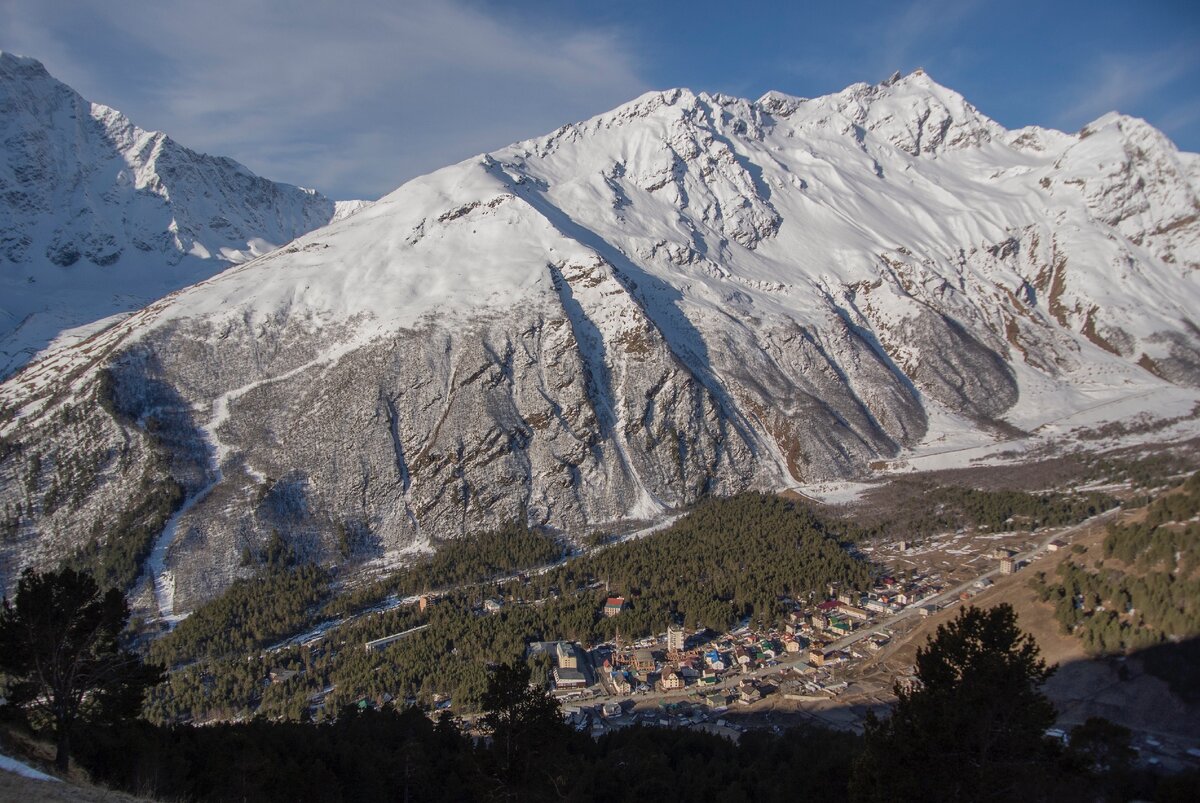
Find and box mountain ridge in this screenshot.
[0,51,365,377]
[1,68,1197,621]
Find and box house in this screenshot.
[1048,539,1067,552]
[483,598,504,613]
[601,701,624,718]
[610,671,632,695]
[660,670,685,691]
[840,605,870,621]
[784,638,803,653]
[603,596,626,617]
[865,598,890,614]
[817,599,841,613]
[737,682,762,705]
[809,648,827,666]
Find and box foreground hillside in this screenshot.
[2,69,1199,617]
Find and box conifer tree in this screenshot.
[0,567,163,770]
[851,604,1058,802]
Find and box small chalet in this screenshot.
[603,596,626,617]
[704,650,726,671]
[737,682,762,705]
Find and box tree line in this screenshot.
[851,480,1116,540]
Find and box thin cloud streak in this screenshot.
[1057,46,1200,130]
[777,0,985,94]
[2,0,649,199]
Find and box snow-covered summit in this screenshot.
[2,71,1198,616]
[0,51,363,376]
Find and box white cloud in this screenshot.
[777,0,984,92]
[1,0,649,199]
[1057,46,1200,131]
[871,0,983,76]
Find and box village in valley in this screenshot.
[456,518,1089,741]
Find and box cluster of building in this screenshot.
[539,571,958,703]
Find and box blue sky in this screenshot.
[3,0,1197,200]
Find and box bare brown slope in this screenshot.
[850,513,1199,740]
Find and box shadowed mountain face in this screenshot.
[2,70,1198,617]
[0,51,364,377]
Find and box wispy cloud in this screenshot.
[1,0,649,199]
[872,0,984,76]
[778,0,984,91]
[1057,46,1200,130]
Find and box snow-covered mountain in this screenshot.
[0,51,365,377]
[2,69,1198,617]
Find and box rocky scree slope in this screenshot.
[1,70,1198,618]
[0,51,364,377]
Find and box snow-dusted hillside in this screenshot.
[2,69,1198,618]
[0,51,365,377]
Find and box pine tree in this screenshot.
[0,567,163,770]
[851,604,1059,802]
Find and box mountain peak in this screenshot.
[0,50,50,76]
[0,51,358,376]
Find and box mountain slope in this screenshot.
[1,70,1198,619]
[0,51,364,377]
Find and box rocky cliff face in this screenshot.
[2,70,1197,617]
[0,51,364,377]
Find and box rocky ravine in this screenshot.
[1,70,1198,617]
